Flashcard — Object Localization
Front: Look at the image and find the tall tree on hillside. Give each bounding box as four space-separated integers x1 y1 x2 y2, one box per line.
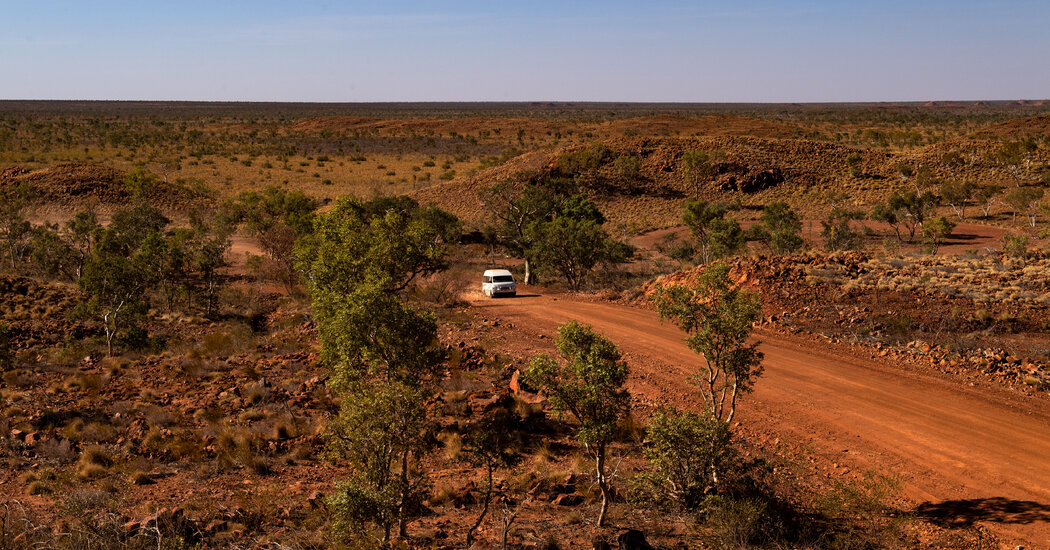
871 190 936 242
63 210 102 280
481 180 560 285
681 150 723 200
991 139 1039 187
0 182 34 270
1004 187 1044 227
940 180 974 220
682 200 744 262
976 184 1002 218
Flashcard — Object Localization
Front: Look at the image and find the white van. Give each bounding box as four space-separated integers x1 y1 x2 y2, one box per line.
482 269 517 297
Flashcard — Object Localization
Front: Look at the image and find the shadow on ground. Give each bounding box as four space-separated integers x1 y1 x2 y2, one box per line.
914 497 1050 528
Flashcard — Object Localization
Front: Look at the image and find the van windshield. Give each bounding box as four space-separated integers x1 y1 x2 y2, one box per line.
492 275 514 283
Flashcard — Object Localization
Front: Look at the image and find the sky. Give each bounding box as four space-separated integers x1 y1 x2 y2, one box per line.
1 0 1048 103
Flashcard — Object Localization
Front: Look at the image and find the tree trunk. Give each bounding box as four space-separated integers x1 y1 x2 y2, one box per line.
524 258 532 286
397 450 409 540
726 382 739 424
467 462 493 545
103 312 115 357
596 447 609 527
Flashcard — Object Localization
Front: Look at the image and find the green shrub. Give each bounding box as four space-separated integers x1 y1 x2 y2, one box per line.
639 407 735 508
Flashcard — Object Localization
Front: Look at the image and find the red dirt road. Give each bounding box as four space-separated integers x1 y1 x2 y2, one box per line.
469 291 1050 547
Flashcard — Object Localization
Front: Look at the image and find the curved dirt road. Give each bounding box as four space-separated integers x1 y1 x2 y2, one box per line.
469 291 1050 546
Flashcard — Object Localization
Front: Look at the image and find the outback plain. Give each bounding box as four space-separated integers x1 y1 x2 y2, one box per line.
2 100 1050 549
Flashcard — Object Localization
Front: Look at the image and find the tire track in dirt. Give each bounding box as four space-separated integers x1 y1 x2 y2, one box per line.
469 292 1050 546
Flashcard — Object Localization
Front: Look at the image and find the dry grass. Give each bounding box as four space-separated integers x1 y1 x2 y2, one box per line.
532 442 556 467
26 480 51 495
429 483 457 507
442 431 465 461
807 255 1050 307
128 470 153 485
75 446 114 480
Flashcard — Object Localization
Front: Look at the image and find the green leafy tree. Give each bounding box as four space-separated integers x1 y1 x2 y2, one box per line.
821 207 865 251
559 194 606 224
298 195 460 299
747 201 804 255
463 408 522 546
123 165 165 200
992 139 1039 186
318 293 444 544
219 185 317 236
318 289 445 543
190 217 232 318
912 166 938 194
302 196 457 543
942 151 965 180
321 287 445 388
152 229 191 312
896 163 915 187
975 184 1002 218
109 202 169 244
870 190 936 242
681 150 723 199
526 216 630 291
613 154 642 185
682 200 744 262
557 142 610 177
653 262 763 424
1004 187 1044 226
482 181 561 285
220 185 318 288
641 407 735 508
1001 233 1030 262
846 152 864 178
522 321 631 527
922 216 956 254
327 380 434 544
27 223 80 281
76 215 167 356
0 182 34 270
706 217 746 260
940 180 974 220
63 210 102 280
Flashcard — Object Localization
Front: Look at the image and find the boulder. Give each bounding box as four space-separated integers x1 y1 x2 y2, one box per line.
617 529 655 550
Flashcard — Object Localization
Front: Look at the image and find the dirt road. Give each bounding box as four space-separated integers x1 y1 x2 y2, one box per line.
469 291 1050 547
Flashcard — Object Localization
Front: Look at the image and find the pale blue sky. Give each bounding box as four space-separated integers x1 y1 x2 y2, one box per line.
1 1 1047 102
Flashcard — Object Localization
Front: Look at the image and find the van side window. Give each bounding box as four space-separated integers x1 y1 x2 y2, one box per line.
483 276 491 283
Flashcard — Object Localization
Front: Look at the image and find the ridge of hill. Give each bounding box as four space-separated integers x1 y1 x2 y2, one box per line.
410 134 1015 229
291 113 801 140
0 163 212 213
970 115 1050 139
